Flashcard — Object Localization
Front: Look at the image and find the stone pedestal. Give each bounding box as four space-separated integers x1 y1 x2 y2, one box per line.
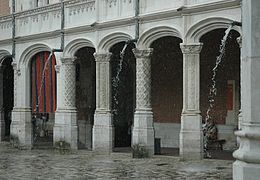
12 107 32 149
54 57 78 150
180 43 203 160
92 53 114 153
132 48 155 156
233 1 260 179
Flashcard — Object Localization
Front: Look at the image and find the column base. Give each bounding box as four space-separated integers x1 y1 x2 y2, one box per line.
132 110 155 157
93 112 113 154
54 109 78 150
233 160 260 180
11 107 32 149
233 126 260 180
180 113 203 160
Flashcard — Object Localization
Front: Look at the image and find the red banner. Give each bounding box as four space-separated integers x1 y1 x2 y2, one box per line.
31 52 56 113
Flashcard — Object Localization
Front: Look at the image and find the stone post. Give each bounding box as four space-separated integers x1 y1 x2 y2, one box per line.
11 63 32 149
10 63 20 140
54 57 78 150
92 53 113 153
132 48 155 156
233 1 260 179
180 43 203 160
237 36 243 131
0 67 4 141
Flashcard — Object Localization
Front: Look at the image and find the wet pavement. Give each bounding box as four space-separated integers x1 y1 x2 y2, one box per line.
0 142 233 180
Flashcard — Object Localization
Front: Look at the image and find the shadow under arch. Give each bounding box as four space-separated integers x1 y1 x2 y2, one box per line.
185 17 241 43
97 32 133 53
64 38 96 57
138 26 182 49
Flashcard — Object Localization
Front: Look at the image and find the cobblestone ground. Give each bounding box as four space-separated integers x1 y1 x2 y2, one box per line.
0 142 233 180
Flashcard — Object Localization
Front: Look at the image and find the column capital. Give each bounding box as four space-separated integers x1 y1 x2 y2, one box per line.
94 53 112 62
180 43 203 54
61 57 76 65
11 62 21 76
132 48 153 59
237 36 242 48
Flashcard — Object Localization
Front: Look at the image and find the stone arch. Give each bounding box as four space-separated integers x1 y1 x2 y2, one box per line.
19 43 51 69
185 17 242 43
97 32 133 53
138 26 182 48
64 38 96 57
0 50 12 66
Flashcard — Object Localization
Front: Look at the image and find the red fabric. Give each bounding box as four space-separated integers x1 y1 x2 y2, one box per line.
32 52 57 113
226 84 233 110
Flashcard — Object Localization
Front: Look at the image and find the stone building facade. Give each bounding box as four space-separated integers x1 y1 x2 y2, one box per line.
0 0 260 179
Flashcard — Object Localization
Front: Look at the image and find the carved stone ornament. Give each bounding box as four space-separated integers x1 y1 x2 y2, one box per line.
180 43 203 54
55 65 61 73
133 49 153 109
237 36 242 48
107 0 117 7
132 48 153 59
62 59 76 108
94 53 112 62
61 57 76 65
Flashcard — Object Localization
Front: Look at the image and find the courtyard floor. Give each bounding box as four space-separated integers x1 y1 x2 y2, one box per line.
0 142 233 180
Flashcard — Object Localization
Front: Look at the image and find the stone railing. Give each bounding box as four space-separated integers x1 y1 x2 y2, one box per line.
15 3 61 37
0 0 238 41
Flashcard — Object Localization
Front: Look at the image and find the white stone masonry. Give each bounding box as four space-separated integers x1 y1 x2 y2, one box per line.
92 53 114 153
54 57 78 150
180 43 203 160
132 48 155 156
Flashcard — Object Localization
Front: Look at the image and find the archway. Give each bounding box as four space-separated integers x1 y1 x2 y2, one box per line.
74 47 96 149
110 42 136 148
0 57 14 140
30 51 57 147
200 29 240 151
150 36 183 151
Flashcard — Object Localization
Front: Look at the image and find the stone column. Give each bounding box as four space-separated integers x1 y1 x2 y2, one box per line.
92 53 113 153
10 63 20 141
233 1 260 179
54 57 78 150
132 48 155 156
0 67 4 141
11 63 32 149
180 43 203 160
237 36 243 131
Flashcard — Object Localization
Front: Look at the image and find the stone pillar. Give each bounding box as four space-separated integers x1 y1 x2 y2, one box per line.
180 43 203 160
92 53 113 153
237 36 243 131
10 63 19 140
0 68 5 141
233 1 260 179
132 48 155 156
54 57 78 150
11 64 32 149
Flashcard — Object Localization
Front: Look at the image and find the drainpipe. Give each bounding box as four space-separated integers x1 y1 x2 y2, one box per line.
52 0 65 53
60 0 65 51
134 0 140 41
11 0 16 58
120 0 140 57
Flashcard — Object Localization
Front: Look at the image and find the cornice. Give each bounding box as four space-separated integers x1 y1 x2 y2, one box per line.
15 30 61 43
0 15 12 22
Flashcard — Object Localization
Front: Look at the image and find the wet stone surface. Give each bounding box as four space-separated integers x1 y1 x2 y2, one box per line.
0 142 232 179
